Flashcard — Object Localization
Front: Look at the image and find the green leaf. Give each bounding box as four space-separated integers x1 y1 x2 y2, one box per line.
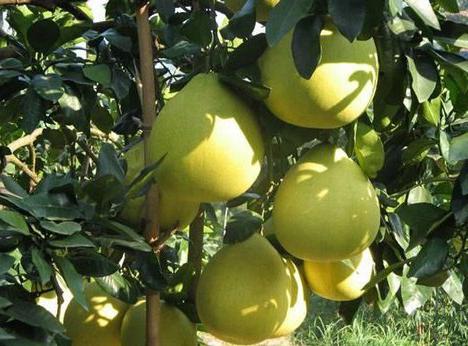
4 302 65 334
225 34 267 71
401 138 434 164
48 234 95 248
181 11 214 47
69 250 119 277
21 87 44 133
363 260 407 291
435 21 468 49
451 162 468 225
97 143 125 181
400 274 433 314
354 121 385 178
421 96 440 126
1 176 27 197
405 0 440 30
406 54 438 103
408 238 448 279
0 254 15 275
153 0 175 22
437 0 459 12
40 220 82 236
222 0 256 39
397 203 449 248
98 28 132 52
0 210 29 235
292 15 323 79
442 270 464 304
449 132 468 162
224 210 263 244
31 247 52 285
132 251 167 291
27 19 60 53
83 64 112 85
427 48 468 74
96 273 139 304
96 237 152 252
339 298 362 324
31 74 64 102
328 0 366 41
54 256 88 310
266 0 314 46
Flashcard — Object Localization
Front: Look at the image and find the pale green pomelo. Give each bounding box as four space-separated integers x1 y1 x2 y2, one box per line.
196 233 290 345
304 248 374 301
149 73 264 202
120 300 197 346
63 282 129 346
120 142 200 230
272 144 380 261
151 73 264 202
259 21 379 129
225 0 279 22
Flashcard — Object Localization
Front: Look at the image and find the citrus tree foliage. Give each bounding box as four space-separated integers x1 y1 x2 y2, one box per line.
0 0 467 344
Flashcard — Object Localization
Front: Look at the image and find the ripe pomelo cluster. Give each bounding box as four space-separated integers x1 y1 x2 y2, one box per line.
121 300 197 346
149 73 264 203
259 20 378 128
62 282 196 346
196 234 307 344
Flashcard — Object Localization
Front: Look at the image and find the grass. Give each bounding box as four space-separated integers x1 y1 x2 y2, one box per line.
293 293 468 346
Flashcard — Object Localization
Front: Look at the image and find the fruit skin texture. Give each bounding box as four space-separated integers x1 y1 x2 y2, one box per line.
121 300 197 346
196 233 290 345
224 0 279 22
272 144 380 262
149 73 264 202
273 258 308 337
63 282 129 346
259 21 379 129
304 248 374 301
120 142 200 230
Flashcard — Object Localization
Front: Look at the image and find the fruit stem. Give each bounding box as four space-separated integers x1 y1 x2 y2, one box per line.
135 3 161 346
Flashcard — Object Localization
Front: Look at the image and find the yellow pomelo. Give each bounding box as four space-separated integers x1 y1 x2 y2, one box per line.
304 248 374 301
149 73 264 202
224 0 279 22
272 144 380 261
259 21 379 129
273 258 308 337
120 142 200 230
37 284 73 322
196 233 290 345
121 300 197 346
63 282 129 346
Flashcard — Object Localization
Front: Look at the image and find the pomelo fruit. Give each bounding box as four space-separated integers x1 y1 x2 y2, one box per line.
149 73 264 202
259 20 379 129
63 282 128 346
121 142 200 230
273 258 308 337
120 300 197 346
196 233 289 345
224 0 279 22
304 248 374 301
272 144 380 261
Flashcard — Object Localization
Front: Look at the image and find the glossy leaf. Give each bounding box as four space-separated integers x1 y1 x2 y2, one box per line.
4 302 65 334
96 273 139 304
406 54 438 103
266 0 314 46
421 96 440 126
54 256 88 310
328 0 366 41
40 221 82 236
408 238 449 279
83 64 112 85
31 74 64 102
292 15 323 79
224 210 263 244
0 210 29 235
0 254 15 275
442 270 464 304
31 247 52 285
405 0 440 30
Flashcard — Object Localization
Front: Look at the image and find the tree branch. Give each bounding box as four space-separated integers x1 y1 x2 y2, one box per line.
188 208 204 302
6 154 40 184
136 2 161 346
7 128 44 153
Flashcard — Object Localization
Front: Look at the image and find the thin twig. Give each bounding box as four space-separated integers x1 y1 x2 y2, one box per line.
7 128 44 153
188 208 204 302
77 139 98 164
6 154 40 184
